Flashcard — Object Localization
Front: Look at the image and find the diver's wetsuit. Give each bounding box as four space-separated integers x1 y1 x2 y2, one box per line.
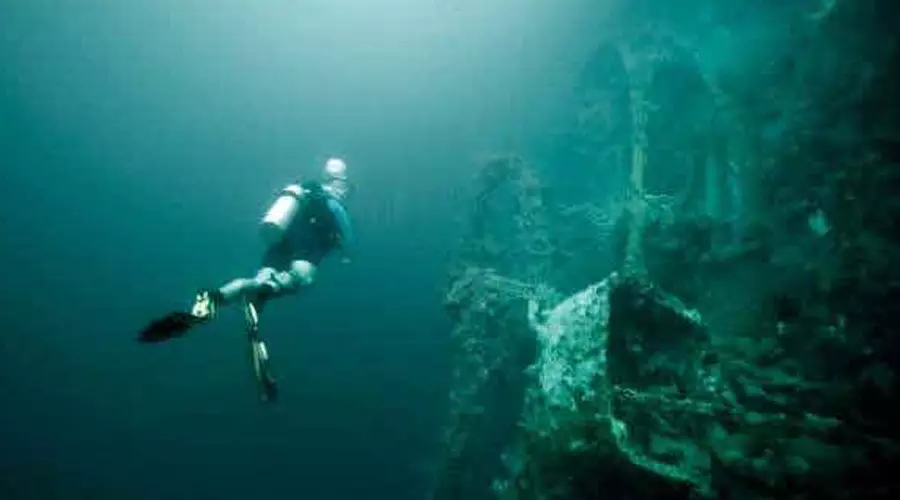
219 181 353 309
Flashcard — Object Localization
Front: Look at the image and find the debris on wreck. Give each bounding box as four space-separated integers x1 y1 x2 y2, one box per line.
430 155 558 500
431 1 900 499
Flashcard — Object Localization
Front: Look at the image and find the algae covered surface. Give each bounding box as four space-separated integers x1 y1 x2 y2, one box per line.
433 1 900 498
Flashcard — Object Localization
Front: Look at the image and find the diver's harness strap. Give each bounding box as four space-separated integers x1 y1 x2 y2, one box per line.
243 299 278 403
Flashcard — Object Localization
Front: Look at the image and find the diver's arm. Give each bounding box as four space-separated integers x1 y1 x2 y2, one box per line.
327 198 354 263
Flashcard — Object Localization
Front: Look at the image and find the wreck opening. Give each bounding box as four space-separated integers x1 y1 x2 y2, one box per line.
645 56 715 206
571 43 633 202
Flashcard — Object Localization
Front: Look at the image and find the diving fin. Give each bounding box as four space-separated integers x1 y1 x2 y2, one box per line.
244 300 278 403
138 311 201 343
138 290 220 343
250 338 279 402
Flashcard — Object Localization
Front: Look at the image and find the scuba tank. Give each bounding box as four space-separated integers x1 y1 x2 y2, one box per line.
260 183 305 245
260 157 347 245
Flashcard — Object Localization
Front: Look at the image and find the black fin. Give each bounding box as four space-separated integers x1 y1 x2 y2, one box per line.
138 311 199 343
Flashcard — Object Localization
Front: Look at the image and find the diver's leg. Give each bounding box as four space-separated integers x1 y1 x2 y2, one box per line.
191 263 304 319
275 260 317 291
251 260 317 310
191 269 264 322
243 261 315 402
197 261 316 318
139 264 314 344
189 277 254 322
218 277 261 305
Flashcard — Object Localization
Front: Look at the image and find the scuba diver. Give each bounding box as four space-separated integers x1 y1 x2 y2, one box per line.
138 158 353 402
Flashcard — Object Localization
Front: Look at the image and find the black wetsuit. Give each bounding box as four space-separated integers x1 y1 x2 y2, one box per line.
262 180 352 270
